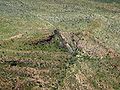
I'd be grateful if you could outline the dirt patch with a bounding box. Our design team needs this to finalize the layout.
[4,34,23,41]
[5,66,50,84]
[0,77,13,90]
[10,34,23,39]
[5,66,49,76]
[62,30,120,58]
[75,71,93,90]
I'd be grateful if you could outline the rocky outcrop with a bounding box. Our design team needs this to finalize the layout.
[54,29,77,54]
[32,29,77,54]
[32,29,119,58]
[65,31,120,58]
[54,30,120,58]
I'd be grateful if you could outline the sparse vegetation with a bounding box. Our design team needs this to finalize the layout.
[0,0,120,90]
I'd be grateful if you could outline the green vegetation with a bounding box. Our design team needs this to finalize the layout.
[0,0,120,90]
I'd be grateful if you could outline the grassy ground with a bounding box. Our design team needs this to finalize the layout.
[0,0,120,90]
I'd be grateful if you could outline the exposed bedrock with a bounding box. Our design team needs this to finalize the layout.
[32,29,120,58]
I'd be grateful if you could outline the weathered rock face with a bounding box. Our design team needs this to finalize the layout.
[32,29,119,58]
[61,31,119,58]
[31,29,76,54]
[54,29,76,54]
